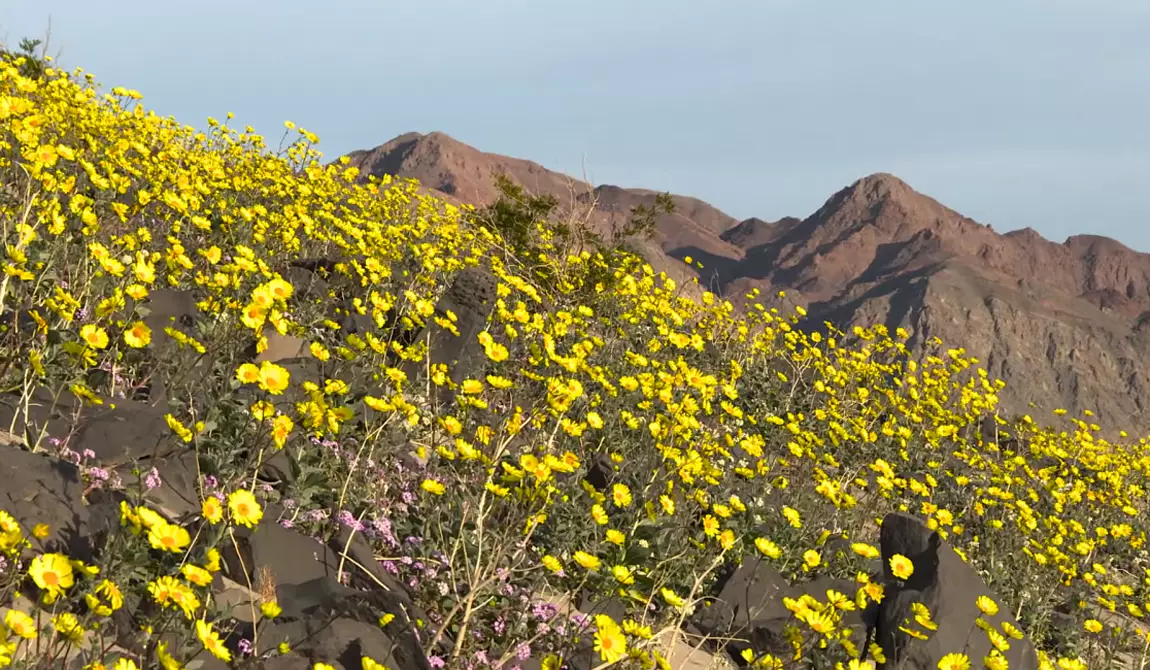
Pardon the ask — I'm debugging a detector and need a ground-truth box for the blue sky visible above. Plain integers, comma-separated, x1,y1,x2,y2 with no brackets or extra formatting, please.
5,1,1149,249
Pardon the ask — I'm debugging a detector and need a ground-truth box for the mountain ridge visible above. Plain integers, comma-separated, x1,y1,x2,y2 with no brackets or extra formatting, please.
341,131,1150,429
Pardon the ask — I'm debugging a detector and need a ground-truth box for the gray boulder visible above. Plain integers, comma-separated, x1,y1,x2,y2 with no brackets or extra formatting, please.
876,513,1038,670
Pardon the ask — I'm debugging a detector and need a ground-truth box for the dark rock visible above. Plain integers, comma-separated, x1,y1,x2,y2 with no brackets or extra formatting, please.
403,267,498,398
0,386,208,517
70,399,178,464
0,444,93,559
692,556,797,661
140,449,207,518
876,513,1038,670
245,576,431,670
139,288,215,404
0,386,80,449
220,517,343,592
251,332,311,364
218,510,419,619
261,611,429,670
260,654,314,670
334,311,377,336
576,591,629,623
289,258,344,279
281,263,331,306
582,453,617,492
142,288,201,340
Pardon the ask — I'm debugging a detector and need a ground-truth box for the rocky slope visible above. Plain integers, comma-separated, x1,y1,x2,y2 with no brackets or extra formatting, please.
342,133,1150,430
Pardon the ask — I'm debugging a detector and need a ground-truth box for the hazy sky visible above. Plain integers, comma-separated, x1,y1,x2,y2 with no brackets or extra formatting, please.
5,1,1149,249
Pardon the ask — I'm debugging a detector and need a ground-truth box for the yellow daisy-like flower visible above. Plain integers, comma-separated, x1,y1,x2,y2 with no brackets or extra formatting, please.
257,360,290,394
420,479,446,495
227,489,263,528
260,600,283,619
611,483,632,508
888,554,914,581
983,652,1009,670
271,413,294,449
265,277,294,302
204,548,222,573
484,340,509,362
195,619,232,661
573,551,601,570
460,379,484,395
148,520,191,553
593,614,628,663
976,595,999,616
123,320,152,348
235,362,261,385
80,323,109,349
755,537,781,559
936,653,970,670
28,552,74,601
612,564,635,585
156,641,182,669
182,564,214,587
249,400,275,421
125,284,149,300
202,496,224,524
4,609,37,639
661,587,686,608
52,612,85,643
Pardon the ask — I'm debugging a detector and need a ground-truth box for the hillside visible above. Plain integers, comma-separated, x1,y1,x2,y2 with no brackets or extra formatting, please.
346,134,1150,428
2,56,1149,670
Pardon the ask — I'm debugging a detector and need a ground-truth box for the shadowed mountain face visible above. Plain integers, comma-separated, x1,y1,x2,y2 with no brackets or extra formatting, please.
343,132,1150,429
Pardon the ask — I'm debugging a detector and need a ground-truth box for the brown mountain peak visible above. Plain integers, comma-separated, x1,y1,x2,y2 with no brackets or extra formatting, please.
851,171,915,195
818,172,938,222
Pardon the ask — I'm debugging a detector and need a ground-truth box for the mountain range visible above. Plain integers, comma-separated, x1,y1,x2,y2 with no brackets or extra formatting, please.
343,131,1150,432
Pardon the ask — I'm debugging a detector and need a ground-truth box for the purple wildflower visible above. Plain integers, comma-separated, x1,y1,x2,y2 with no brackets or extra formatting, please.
143,467,162,490
337,510,364,532
531,602,557,621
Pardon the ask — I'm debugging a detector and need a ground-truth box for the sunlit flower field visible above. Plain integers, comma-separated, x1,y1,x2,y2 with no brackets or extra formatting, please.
0,52,1147,670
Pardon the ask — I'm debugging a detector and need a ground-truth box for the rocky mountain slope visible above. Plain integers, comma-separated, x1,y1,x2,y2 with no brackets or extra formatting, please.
343,132,1150,430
